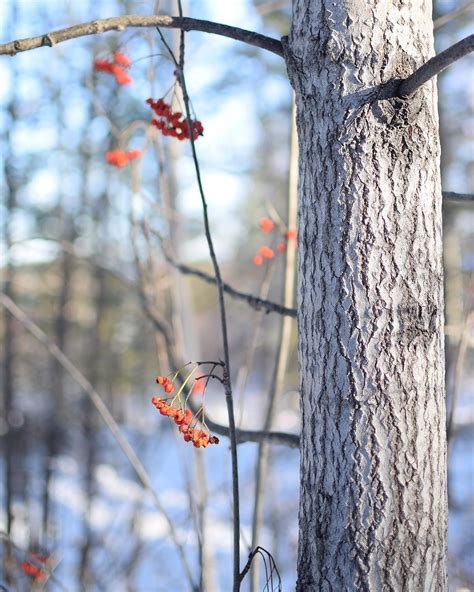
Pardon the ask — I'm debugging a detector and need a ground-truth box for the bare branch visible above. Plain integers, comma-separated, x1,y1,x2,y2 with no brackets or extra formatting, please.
158,238,297,318
0,15,283,57
204,414,300,448
398,34,474,97
442,191,474,203
434,1,474,29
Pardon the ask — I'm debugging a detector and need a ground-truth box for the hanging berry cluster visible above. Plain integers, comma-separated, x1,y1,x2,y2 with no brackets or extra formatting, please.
152,370,219,448
252,217,297,265
94,51,133,85
146,98,204,141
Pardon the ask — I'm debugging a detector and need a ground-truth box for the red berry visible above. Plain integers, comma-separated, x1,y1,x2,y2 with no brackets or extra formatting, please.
258,245,274,259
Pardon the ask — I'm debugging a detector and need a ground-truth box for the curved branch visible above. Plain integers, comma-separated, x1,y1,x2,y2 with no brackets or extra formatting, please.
0,15,283,57
398,34,474,97
163,248,297,318
442,191,474,203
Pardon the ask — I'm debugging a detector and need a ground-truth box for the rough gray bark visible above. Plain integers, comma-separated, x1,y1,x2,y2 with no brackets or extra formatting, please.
286,1,448,590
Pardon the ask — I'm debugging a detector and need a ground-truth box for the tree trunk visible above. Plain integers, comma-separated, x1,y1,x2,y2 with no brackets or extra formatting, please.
286,1,447,589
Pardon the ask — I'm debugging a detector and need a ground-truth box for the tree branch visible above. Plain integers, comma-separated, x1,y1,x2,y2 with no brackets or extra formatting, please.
398,34,474,97
442,191,474,203
204,414,300,448
137,293,300,449
134,229,299,450
158,239,297,318
0,15,283,57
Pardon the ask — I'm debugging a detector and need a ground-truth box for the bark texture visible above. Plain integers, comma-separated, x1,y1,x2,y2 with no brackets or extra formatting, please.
286,1,447,590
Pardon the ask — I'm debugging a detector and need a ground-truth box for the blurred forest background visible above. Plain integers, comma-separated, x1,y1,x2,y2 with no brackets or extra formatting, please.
0,1,473,590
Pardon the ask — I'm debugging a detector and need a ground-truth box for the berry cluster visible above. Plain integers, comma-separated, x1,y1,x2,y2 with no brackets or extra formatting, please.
152,397,218,448
94,51,132,85
20,552,49,583
105,148,142,168
253,245,275,266
152,375,219,448
155,374,175,393
146,98,204,141
252,218,297,266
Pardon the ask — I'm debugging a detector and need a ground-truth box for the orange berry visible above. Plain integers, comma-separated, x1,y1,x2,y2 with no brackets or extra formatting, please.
156,376,166,385
252,255,263,266
105,149,129,167
112,51,131,66
276,241,286,253
285,228,297,240
259,217,274,233
112,65,132,85
258,245,274,259
192,373,205,395
164,383,174,394
184,409,192,425
127,149,142,160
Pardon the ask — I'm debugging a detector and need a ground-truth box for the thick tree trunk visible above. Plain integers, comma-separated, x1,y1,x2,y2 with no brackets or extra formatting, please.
286,1,447,590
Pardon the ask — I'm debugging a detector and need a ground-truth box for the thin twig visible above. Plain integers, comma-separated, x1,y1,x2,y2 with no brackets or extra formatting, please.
398,34,474,97
250,99,298,592
0,293,198,592
156,16,241,588
446,310,474,443
239,546,282,590
236,262,275,426
0,15,283,57
434,1,474,29
442,191,474,203
447,274,474,444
